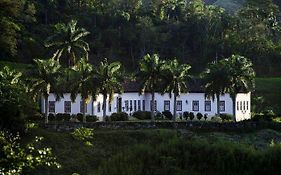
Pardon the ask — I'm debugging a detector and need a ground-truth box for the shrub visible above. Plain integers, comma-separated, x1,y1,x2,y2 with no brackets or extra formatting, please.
56,113,71,121
189,112,195,121
0,131,61,174
76,113,83,121
132,111,151,120
220,114,233,121
87,115,99,122
155,112,164,120
183,112,189,120
110,112,129,121
252,114,273,122
27,112,44,121
71,127,94,146
196,113,203,120
204,113,208,121
211,116,222,122
48,113,55,121
162,111,173,120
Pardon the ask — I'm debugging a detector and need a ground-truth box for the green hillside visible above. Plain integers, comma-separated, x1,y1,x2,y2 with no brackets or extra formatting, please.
255,78,281,114
26,128,281,175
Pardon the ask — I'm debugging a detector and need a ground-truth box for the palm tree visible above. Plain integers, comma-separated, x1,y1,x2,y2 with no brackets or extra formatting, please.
69,58,94,123
137,54,165,121
201,60,230,117
95,58,123,121
31,58,62,124
225,55,255,121
45,20,90,67
163,59,191,121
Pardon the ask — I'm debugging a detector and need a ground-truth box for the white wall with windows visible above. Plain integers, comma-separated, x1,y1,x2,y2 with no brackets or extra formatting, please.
42,92,251,121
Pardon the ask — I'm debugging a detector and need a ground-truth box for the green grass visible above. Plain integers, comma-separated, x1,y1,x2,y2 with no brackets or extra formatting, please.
254,77,281,114
24,128,281,175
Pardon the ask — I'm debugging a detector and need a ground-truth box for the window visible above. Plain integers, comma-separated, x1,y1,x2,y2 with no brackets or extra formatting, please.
138,100,141,111
142,100,145,111
49,101,55,113
219,101,225,112
192,101,199,111
237,101,239,111
80,101,87,113
246,101,249,110
164,101,170,111
176,101,182,111
108,102,111,112
240,101,242,110
64,101,71,113
150,100,157,111
125,100,129,111
134,100,137,111
243,101,246,110
130,100,133,111
205,101,211,112
97,102,101,113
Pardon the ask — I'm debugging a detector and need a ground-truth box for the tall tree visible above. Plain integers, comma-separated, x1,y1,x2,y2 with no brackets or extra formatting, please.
163,59,191,121
0,0,21,57
95,58,123,121
45,20,90,67
31,58,62,123
201,60,230,116
225,55,255,121
69,58,94,123
138,54,165,121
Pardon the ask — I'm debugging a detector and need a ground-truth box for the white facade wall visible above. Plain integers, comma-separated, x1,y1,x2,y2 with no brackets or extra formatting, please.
235,93,251,121
42,92,251,121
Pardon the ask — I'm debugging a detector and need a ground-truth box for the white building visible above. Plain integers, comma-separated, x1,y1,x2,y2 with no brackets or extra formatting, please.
42,81,251,122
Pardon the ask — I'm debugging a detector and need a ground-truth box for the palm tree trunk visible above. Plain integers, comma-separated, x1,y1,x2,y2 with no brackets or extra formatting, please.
231,94,237,122
103,94,107,122
151,91,155,121
173,94,177,122
44,96,48,124
82,98,86,123
216,94,220,117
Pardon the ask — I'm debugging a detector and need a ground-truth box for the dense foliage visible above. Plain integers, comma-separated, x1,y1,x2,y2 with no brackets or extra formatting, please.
0,131,60,175
0,66,36,133
1,0,281,76
97,133,281,175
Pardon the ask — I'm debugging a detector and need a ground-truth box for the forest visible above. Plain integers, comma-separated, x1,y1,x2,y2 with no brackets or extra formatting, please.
1,0,281,75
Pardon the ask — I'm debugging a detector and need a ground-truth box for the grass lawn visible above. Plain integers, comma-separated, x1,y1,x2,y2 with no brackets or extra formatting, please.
254,77,281,114
25,127,281,175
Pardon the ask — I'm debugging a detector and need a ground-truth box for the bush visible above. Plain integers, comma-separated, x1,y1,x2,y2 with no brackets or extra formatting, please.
132,111,151,120
71,127,94,146
211,116,222,122
162,111,173,120
76,113,83,121
48,113,55,121
204,113,208,120
196,113,203,120
56,113,71,122
183,112,189,120
110,112,129,121
87,115,99,122
189,112,195,121
252,113,273,122
220,114,233,121
155,112,164,120
27,112,44,121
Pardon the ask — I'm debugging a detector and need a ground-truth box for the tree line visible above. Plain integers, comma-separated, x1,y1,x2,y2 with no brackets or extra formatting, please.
0,0,280,76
